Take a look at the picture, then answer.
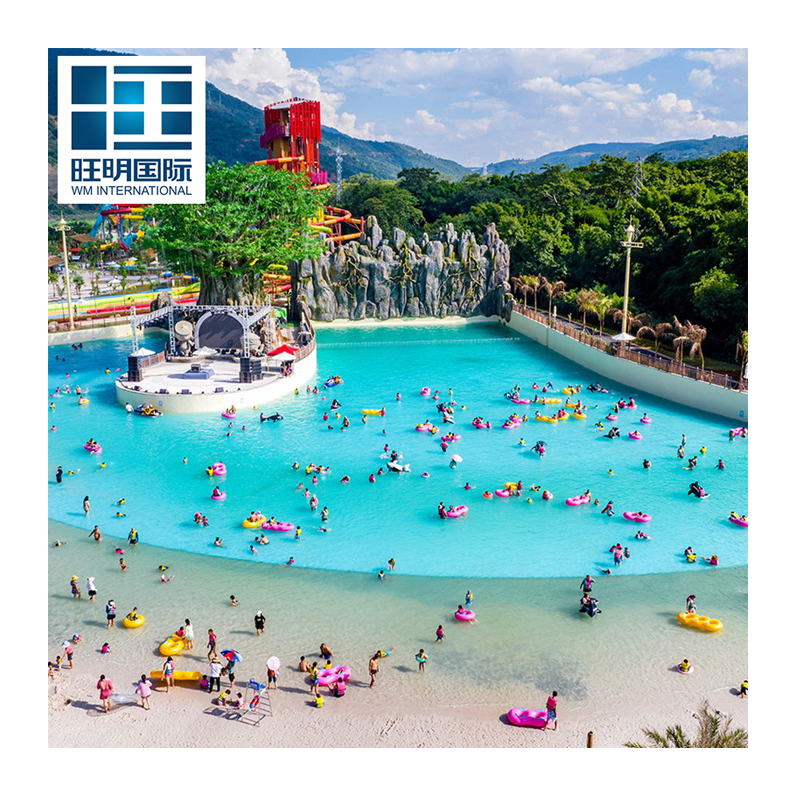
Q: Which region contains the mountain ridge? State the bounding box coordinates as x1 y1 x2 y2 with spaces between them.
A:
47 48 748 186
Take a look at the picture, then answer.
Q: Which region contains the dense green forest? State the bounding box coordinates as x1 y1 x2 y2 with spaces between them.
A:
334 152 748 362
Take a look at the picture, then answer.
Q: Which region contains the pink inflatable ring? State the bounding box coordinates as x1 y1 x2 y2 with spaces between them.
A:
446 505 468 518
262 521 295 532
623 511 651 523
454 608 475 622
507 708 547 728
316 665 352 686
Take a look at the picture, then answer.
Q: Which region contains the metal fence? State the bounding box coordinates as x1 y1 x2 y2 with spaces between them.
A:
515 305 747 393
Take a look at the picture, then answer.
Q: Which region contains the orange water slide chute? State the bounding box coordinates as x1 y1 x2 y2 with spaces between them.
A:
252 156 306 167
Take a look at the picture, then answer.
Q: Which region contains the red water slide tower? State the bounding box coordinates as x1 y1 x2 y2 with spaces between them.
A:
257 97 328 186
255 98 364 243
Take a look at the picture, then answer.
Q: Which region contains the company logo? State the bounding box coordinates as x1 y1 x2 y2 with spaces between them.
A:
57 55 205 203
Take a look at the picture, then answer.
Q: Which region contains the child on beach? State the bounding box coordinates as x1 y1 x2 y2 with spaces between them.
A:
136 675 152 709
101 643 110 654
435 625 445 642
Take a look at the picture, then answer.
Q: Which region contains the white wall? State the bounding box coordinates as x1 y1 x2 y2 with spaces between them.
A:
503 311 748 424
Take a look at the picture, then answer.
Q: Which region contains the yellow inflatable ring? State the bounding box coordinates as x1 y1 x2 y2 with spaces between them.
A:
572 412 587 419
242 515 266 529
123 614 145 628
159 636 185 656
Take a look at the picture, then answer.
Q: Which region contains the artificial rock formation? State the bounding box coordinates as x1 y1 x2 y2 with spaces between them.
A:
289 218 511 322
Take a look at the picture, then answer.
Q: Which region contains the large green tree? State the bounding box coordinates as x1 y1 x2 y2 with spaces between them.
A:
143 162 324 305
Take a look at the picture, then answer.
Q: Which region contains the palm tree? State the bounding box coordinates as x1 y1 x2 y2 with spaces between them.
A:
521 274 541 312
540 277 566 319
736 330 748 383
672 317 707 368
637 321 674 354
576 288 601 331
625 701 747 748
593 293 615 338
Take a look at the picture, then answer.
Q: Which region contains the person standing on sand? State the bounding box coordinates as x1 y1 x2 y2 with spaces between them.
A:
435 625 445 642
105 600 116 628
184 619 194 650
162 656 175 693
416 649 427 671
545 691 558 730
86 576 97 602
136 675 152 710
207 629 218 658
97 675 114 713
70 575 81 599
368 652 381 687
208 657 222 693
254 610 266 636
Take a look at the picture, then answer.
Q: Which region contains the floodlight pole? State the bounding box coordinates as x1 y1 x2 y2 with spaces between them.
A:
56 215 75 330
620 222 644 342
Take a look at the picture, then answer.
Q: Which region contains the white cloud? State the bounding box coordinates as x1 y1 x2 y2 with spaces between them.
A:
405 109 447 134
686 48 747 69
688 68 715 90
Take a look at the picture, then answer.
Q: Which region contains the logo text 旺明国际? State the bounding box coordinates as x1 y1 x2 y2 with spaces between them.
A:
57 55 206 203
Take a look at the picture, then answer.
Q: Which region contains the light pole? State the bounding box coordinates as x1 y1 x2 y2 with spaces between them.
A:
619 221 644 341
56 215 75 330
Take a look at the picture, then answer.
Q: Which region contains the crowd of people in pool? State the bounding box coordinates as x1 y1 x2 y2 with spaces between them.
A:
50 351 747 724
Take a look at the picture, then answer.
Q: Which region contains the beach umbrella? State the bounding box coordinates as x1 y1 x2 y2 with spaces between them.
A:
267 656 281 670
221 649 242 663
450 454 463 463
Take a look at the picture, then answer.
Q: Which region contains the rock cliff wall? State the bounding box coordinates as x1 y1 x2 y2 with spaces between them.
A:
289 218 511 322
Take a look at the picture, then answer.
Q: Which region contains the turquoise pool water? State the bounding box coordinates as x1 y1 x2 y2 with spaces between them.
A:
47 322 747 578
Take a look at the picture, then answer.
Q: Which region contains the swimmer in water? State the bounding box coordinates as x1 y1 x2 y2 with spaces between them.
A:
214 538 223 547
643 459 651 469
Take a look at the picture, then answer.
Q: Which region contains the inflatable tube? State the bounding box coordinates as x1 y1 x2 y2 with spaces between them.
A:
78 397 90 405
640 417 652 424
211 491 227 501
446 505 469 518
454 608 476 622
510 397 531 405
242 515 266 529
84 443 102 454
159 636 185 656
324 377 343 388
122 614 145 628
562 387 580 395
507 707 547 727
628 432 642 440
262 521 295 532
729 427 748 437
677 612 723 632
361 409 386 416
538 398 562 405
502 420 522 429
150 670 201 682
606 414 618 421
416 422 435 432
316 665 352 686
420 387 430 396
212 462 227 476
572 412 587 420
441 433 461 442
676 664 694 674
729 515 748 527
495 489 511 497
541 490 553 500
536 415 558 422
565 495 590 506
622 511 651 523
472 419 491 429
221 412 236 419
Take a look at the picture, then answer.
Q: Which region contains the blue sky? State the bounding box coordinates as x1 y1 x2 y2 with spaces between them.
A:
125 47 747 167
